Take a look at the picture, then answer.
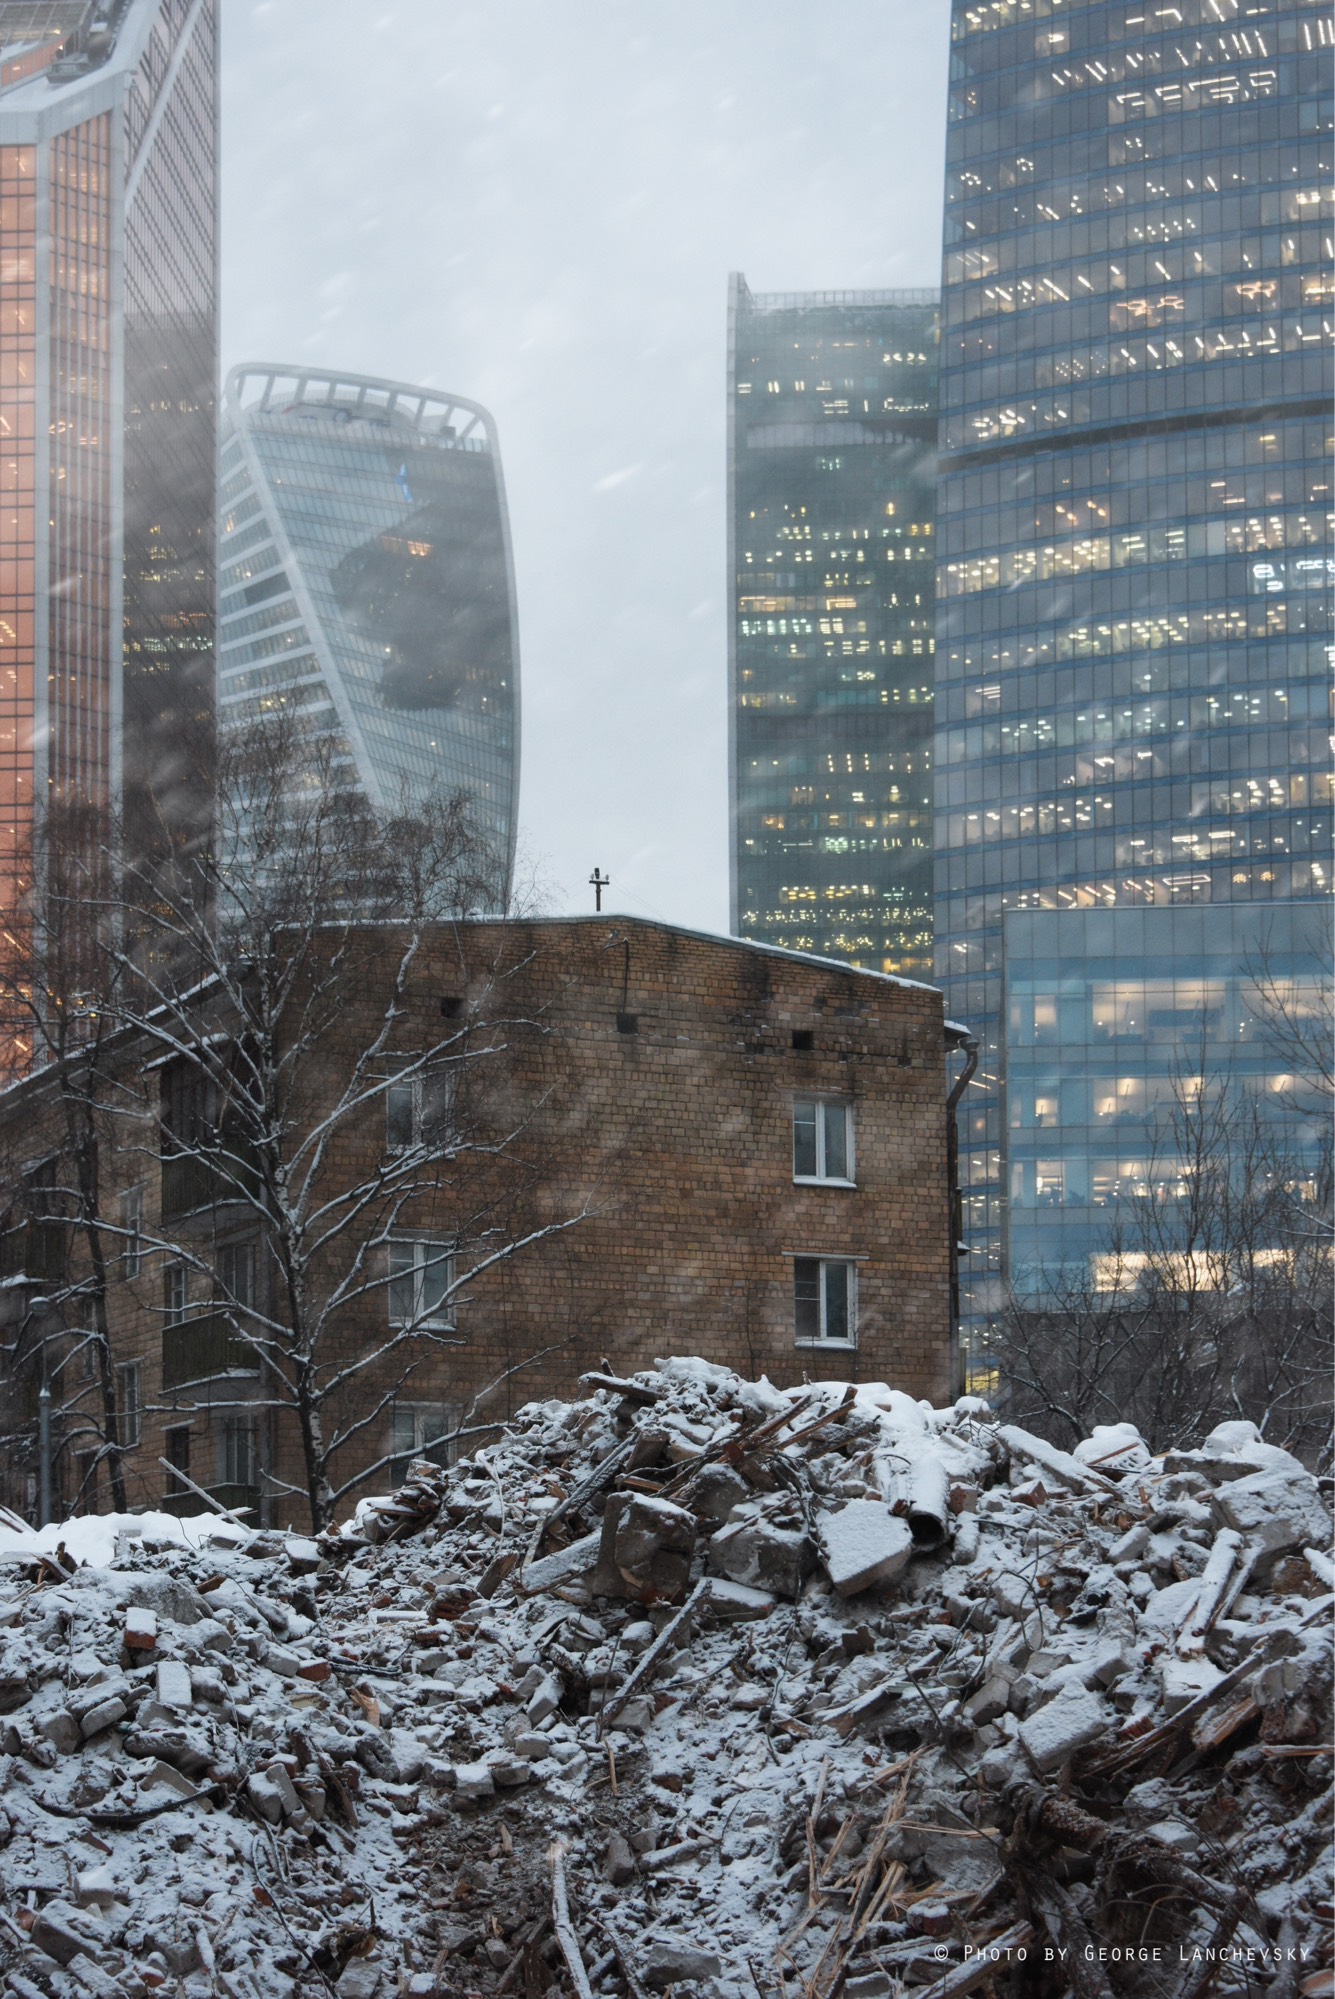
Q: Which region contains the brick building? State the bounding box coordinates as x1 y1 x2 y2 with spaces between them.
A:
0 917 962 1529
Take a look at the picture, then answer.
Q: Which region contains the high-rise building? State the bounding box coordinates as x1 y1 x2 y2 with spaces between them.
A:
218 365 521 896
934 0 1333 1346
728 278 940 977
0 0 218 951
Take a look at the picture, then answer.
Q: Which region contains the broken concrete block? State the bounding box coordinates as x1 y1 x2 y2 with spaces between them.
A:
79 1696 127 1739
263 1760 303 1816
135 1758 200 1800
1019 1688 1108 1773
1211 1466 1331 1555
453 1758 495 1803
285 1536 322 1574
643 1941 724 1990
1159 1655 1223 1715
816 1501 913 1596
124 1606 158 1653
705 1577 777 1621
336 1961 383 1999
246 1772 287 1824
487 1751 530 1788
594 1492 697 1604
707 1499 813 1600
525 1671 564 1725
519 1528 602 1595
605 1831 636 1884
65 1952 121 1999
155 1660 193 1710
263 1644 301 1678
692 1462 750 1525
963 1678 1011 1727
31 1899 98 1966
39 1710 82 1756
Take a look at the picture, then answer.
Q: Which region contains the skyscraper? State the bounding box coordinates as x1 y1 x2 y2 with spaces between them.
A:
0 0 218 953
934 0 1332 1344
218 365 521 896
729 278 939 977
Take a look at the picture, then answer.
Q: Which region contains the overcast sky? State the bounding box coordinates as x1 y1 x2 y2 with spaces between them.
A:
221 2 951 933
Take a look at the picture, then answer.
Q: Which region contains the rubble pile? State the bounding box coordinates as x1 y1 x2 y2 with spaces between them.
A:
0 1359 1331 1999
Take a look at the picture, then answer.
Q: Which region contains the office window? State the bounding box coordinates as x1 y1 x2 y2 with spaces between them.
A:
387 1239 454 1328
120 1186 144 1278
385 1058 455 1153
115 1360 142 1449
793 1257 857 1347
793 1099 854 1183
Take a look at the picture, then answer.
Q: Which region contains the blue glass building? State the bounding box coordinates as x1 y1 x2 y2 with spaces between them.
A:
729 278 940 976
218 366 520 893
1005 902 1329 1297
934 0 1333 1346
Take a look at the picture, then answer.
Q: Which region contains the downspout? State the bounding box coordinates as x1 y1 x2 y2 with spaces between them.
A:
945 1022 978 1399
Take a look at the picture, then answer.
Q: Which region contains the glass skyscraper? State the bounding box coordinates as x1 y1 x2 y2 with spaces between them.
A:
729 278 940 977
0 0 218 1034
218 365 520 896
934 0 1332 1342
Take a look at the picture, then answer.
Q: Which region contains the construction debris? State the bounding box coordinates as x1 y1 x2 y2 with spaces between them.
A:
0 1358 1330 1998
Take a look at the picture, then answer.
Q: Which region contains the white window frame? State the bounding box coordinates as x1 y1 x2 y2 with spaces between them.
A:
387 1238 455 1329
219 1415 257 1489
165 1261 189 1327
115 1360 142 1448
792 1097 855 1186
120 1186 145 1278
390 1401 458 1476
792 1256 858 1350
385 1057 455 1155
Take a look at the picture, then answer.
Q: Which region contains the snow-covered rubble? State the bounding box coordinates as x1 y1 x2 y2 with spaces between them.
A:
0 1360 1330 1999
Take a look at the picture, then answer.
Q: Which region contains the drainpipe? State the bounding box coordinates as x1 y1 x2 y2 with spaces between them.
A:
38 1379 52 1528
944 1023 979 1400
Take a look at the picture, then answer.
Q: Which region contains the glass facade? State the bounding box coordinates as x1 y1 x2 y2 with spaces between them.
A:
934 0 1333 1344
0 0 218 1050
219 366 520 893
729 277 940 977
1005 902 1329 1296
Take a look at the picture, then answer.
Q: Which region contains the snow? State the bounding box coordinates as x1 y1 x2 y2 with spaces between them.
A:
0 1360 1328 1997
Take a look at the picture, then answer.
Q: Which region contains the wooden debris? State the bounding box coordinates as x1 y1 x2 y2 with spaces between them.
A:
548 1840 595 1999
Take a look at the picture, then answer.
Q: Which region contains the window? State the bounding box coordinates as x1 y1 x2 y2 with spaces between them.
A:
217 1239 255 1316
164 1261 189 1326
390 1401 457 1478
120 1186 144 1278
793 1099 854 1183
116 1360 142 1448
793 1257 857 1347
387 1239 454 1328
385 1057 455 1153
219 1417 257 1489
164 1424 191 1493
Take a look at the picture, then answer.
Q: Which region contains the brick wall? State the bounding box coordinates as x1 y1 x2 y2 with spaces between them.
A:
0 918 953 1528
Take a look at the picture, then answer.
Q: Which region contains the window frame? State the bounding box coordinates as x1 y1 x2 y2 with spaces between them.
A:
390 1400 459 1478
119 1185 145 1278
384 1056 456 1156
115 1359 142 1449
792 1255 859 1350
386 1237 456 1330
792 1096 856 1186
164 1260 190 1327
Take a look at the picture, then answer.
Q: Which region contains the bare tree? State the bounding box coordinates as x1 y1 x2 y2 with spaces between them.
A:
0 801 135 1515
92 718 589 1529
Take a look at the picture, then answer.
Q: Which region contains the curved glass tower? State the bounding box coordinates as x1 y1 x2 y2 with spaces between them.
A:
218 365 520 893
935 0 1333 1343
